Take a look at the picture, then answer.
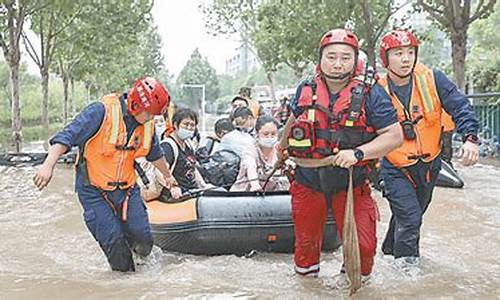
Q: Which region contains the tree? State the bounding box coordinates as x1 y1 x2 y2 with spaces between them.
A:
352 0 411 67
22 1 82 146
0 0 30 151
415 0 497 91
468 0 500 93
176 48 219 111
239 0 407 83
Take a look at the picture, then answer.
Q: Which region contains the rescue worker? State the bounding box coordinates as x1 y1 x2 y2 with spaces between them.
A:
277 28 403 278
33 77 181 272
238 86 263 118
378 30 479 272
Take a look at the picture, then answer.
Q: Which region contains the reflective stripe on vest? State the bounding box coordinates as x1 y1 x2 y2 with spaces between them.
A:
83 94 154 191
379 63 443 168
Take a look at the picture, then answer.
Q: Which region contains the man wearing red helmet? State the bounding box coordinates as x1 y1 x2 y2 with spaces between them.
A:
378 30 479 273
33 77 181 272
278 28 403 279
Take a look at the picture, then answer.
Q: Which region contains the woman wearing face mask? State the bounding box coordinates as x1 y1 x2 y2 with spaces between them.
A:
231 115 289 192
159 108 206 200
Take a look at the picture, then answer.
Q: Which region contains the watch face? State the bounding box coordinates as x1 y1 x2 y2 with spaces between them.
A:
355 149 364 161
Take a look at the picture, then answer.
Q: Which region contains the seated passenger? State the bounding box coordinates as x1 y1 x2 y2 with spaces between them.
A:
220 107 257 156
231 115 290 192
196 117 234 162
159 108 206 200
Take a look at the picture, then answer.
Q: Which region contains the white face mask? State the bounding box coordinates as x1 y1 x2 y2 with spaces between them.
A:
177 127 194 140
155 124 166 139
258 136 277 148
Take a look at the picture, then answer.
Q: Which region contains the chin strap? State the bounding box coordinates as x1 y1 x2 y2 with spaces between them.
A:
322 70 353 81
387 60 417 80
388 68 412 79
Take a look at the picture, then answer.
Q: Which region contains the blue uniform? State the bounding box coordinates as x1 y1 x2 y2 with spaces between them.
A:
380 69 479 259
50 94 162 272
289 82 398 190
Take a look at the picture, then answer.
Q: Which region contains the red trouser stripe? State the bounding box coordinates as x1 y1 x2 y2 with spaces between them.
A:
291 181 377 276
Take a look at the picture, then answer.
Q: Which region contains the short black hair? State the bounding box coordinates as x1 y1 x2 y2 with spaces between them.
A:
255 115 279 132
231 96 248 106
214 118 234 135
230 106 253 121
172 108 198 127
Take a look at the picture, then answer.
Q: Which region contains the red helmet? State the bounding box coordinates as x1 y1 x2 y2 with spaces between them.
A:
379 30 419 67
319 29 359 52
127 77 170 116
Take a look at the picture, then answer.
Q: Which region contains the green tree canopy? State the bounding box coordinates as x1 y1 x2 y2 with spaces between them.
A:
468 0 500 94
176 48 220 110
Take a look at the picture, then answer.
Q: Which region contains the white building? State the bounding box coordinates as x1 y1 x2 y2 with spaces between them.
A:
225 43 260 75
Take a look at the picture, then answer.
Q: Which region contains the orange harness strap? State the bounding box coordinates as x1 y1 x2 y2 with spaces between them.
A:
100 189 133 223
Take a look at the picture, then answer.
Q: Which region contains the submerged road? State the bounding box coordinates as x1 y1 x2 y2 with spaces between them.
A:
0 161 498 299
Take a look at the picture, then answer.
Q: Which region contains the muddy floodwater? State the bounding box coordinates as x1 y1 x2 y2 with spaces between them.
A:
0 160 498 299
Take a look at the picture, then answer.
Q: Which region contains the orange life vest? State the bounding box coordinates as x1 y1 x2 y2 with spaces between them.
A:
83 94 155 191
442 110 455 132
248 98 262 118
379 63 443 168
288 74 376 160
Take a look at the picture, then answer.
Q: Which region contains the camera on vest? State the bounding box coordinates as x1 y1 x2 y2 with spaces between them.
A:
401 119 416 140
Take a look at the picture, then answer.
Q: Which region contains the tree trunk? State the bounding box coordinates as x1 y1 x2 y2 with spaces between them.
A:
62 73 69 124
365 44 376 69
41 71 50 150
70 77 75 117
450 31 468 92
9 62 22 152
266 71 277 102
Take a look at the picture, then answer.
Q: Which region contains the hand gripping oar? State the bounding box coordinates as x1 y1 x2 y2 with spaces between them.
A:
261 159 284 192
343 166 362 295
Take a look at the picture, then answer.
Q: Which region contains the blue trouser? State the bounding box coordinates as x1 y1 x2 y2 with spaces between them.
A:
380 158 441 258
77 184 153 272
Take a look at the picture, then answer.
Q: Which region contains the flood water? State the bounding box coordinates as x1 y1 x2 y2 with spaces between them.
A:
0 160 498 299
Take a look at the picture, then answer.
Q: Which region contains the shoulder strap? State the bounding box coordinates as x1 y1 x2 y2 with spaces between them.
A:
164 137 179 171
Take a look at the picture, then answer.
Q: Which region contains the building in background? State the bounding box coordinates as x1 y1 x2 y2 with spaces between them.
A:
225 42 260 75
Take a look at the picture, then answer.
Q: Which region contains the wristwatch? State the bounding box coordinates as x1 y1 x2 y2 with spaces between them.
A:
462 133 479 145
353 148 365 162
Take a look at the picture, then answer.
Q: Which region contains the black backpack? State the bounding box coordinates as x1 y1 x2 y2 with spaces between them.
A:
197 149 241 189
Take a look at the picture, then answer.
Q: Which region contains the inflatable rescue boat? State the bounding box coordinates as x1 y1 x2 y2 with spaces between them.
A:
146 191 341 255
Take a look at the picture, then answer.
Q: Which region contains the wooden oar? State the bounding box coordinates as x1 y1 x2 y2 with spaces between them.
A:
293 157 362 294
344 167 362 295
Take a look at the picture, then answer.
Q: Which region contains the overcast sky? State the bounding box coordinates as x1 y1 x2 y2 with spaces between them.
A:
152 0 240 77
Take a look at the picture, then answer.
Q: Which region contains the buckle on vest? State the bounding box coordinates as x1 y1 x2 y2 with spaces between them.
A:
407 153 430 160
107 181 128 187
115 145 136 151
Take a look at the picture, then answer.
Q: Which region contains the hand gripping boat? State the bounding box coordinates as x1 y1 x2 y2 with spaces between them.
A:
146 190 341 255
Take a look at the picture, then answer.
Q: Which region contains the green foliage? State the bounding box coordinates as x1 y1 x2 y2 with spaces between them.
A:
252 1 348 77
176 49 220 110
468 1 500 93
415 29 452 68
0 61 89 128
205 0 402 76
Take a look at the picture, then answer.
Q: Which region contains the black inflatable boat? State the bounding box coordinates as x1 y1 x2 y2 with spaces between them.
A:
436 160 464 188
147 191 341 255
